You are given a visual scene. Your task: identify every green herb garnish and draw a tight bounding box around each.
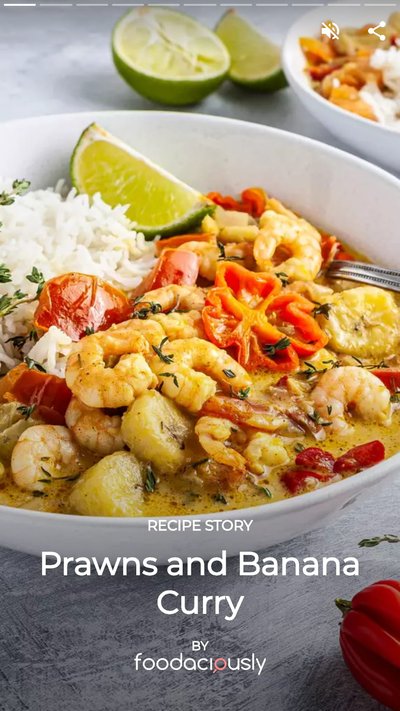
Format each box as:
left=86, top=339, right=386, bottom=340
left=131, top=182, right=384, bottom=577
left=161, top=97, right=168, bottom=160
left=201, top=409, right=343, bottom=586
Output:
left=359, top=534, right=400, bottom=548
left=24, top=356, right=46, bottom=373
left=17, top=403, right=36, bottom=420
left=263, top=337, right=291, bottom=357
left=236, top=387, right=251, bottom=401
left=309, top=409, right=332, bottom=427
left=152, top=336, right=174, bottom=364
left=276, top=272, right=289, bottom=287
left=159, top=372, right=179, bottom=388
left=0, top=179, right=30, bottom=207
left=258, top=485, right=272, bottom=498
left=217, top=241, right=243, bottom=262
left=223, top=369, right=236, bottom=379
left=132, top=301, right=162, bottom=320
left=0, top=264, right=12, bottom=283
left=26, top=266, right=45, bottom=296
left=191, top=458, right=210, bottom=468
left=214, top=492, right=227, bottom=504
left=312, top=302, right=331, bottom=319
left=145, top=465, right=157, bottom=493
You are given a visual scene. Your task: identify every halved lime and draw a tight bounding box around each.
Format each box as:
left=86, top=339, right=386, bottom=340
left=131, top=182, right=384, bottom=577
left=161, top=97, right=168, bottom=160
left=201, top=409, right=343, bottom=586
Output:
left=112, top=8, right=230, bottom=106
left=215, top=11, right=287, bottom=92
left=71, top=123, right=213, bottom=238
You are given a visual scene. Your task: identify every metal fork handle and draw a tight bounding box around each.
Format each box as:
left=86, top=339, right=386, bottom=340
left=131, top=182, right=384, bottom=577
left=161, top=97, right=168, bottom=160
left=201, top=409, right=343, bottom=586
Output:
left=330, top=260, right=400, bottom=279
left=327, top=264, right=400, bottom=293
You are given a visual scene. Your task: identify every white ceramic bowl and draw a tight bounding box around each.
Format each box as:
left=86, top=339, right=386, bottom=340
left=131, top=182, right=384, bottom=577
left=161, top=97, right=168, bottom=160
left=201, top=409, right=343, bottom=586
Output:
left=1, top=110, right=400, bottom=562
left=283, top=6, right=400, bottom=173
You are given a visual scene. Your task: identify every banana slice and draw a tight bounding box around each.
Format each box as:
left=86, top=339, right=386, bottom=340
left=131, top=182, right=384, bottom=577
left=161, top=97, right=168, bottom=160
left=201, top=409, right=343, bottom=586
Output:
left=319, top=286, right=400, bottom=359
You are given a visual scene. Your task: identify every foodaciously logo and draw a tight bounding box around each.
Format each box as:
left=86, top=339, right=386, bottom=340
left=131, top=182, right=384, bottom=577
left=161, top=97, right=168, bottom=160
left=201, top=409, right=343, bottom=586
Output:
left=133, top=642, right=267, bottom=675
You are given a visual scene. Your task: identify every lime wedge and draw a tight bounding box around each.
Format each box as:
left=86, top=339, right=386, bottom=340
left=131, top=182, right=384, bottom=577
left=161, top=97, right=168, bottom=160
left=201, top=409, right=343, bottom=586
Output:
left=215, top=10, right=287, bottom=92
left=71, top=123, right=213, bottom=238
left=112, top=8, right=230, bottom=106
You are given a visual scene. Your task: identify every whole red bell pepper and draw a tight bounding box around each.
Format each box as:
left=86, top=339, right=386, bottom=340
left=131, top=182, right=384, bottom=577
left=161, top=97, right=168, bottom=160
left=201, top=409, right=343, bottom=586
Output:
left=336, top=580, right=400, bottom=711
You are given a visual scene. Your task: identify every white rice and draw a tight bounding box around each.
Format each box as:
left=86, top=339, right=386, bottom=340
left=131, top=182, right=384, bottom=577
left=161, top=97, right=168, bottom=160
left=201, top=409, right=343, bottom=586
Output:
left=0, top=179, right=156, bottom=374
left=360, top=47, right=400, bottom=131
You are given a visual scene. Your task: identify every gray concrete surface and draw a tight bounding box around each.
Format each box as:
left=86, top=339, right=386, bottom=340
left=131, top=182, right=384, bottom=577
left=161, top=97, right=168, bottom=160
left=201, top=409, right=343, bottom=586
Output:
left=0, top=3, right=399, bottom=710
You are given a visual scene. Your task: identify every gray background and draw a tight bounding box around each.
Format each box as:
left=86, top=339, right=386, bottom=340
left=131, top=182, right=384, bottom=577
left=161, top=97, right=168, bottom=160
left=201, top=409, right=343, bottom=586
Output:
left=0, top=3, right=399, bottom=710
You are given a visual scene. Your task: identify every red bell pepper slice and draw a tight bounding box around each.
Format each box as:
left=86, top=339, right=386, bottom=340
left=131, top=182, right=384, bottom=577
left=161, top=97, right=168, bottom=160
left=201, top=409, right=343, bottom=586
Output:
left=333, top=441, right=385, bottom=474
left=267, top=293, right=328, bottom=357
left=371, top=368, right=400, bottom=394
left=295, top=447, right=335, bottom=473
left=282, top=469, right=329, bottom=495
left=206, top=187, right=267, bottom=218
left=203, top=263, right=327, bottom=371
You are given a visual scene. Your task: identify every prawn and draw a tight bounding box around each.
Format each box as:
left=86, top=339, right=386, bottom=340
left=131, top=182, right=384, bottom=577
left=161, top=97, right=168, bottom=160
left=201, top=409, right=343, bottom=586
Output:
left=149, top=337, right=252, bottom=412
left=65, top=324, right=157, bottom=409
left=311, top=366, right=392, bottom=435
left=243, top=432, right=289, bottom=474
left=175, top=241, right=253, bottom=281
left=11, top=425, right=84, bottom=491
left=195, top=416, right=247, bottom=472
left=151, top=311, right=206, bottom=341
left=254, top=209, right=322, bottom=281
left=135, top=284, right=207, bottom=313
left=65, top=397, right=124, bottom=456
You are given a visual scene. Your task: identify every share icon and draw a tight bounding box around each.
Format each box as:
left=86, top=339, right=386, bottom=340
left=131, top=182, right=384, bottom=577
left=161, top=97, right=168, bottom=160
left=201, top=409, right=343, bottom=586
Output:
left=368, top=21, right=387, bottom=42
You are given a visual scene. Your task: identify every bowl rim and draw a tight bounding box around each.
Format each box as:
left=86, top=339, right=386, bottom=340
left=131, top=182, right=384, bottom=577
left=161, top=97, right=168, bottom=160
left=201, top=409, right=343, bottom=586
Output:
left=282, top=5, right=400, bottom=140
left=0, top=108, right=400, bottom=526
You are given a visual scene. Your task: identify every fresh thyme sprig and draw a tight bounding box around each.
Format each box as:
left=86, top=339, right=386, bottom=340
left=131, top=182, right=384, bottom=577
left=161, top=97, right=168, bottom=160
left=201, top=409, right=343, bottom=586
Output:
left=312, top=302, right=331, bottom=319
left=309, top=409, right=332, bottom=427
left=263, top=337, right=291, bottom=357
left=217, top=241, right=243, bottom=262
left=231, top=386, right=250, bottom=401
left=26, top=266, right=45, bottom=297
left=132, top=301, right=162, bottom=320
left=144, top=464, right=157, bottom=493
left=16, top=403, right=36, bottom=420
left=24, top=356, right=46, bottom=373
left=276, top=272, right=289, bottom=287
left=300, top=359, right=339, bottom=379
left=0, top=290, right=28, bottom=318
left=359, top=534, right=400, bottom=548
left=0, top=264, right=46, bottom=319
left=223, top=368, right=236, bottom=379
left=0, top=179, right=30, bottom=207
left=351, top=356, right=389, bottom=370
left=152, top=337, right=174, bottom=364
left=0, top=264, right=12, bottom=283
left=158, top=372, right=179, bottom=388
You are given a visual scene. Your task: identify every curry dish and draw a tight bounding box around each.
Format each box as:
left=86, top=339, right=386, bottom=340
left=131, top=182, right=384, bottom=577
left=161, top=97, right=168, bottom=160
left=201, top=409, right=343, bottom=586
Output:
left=300, top=12, right=400, bottom=130
left=1, top=186, right=399, bottom=516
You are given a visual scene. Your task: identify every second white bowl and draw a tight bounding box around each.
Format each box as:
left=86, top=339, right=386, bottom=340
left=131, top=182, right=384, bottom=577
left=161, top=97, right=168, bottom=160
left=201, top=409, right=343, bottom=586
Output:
left=283, top=6, right=400, bottom=174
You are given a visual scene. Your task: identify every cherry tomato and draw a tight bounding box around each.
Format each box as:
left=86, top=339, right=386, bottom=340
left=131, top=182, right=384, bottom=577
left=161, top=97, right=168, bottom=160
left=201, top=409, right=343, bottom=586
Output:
left=131, top=249, right=199, bottom=300
left=34, top=273, right=132, bottom=341
left=1, top=364, right=71, bottom=425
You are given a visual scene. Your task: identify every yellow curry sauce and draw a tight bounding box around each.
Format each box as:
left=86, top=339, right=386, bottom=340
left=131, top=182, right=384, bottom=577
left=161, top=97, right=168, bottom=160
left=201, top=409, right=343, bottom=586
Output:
left=1, top=189, right=399, bottom=517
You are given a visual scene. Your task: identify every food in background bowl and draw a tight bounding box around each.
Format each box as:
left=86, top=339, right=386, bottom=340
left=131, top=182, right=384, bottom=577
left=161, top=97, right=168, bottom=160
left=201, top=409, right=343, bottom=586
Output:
left=300, top=13, right=400, bottom=130
left=1, top=125, right=400, bottom=519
